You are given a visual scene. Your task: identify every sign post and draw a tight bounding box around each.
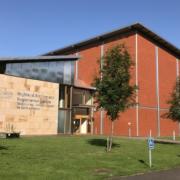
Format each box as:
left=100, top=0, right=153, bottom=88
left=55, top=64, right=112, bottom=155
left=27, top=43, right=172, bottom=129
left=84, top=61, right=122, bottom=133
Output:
left=149, top=147, right=152, bottom=168
left=148, top=137, right=155, bottom=168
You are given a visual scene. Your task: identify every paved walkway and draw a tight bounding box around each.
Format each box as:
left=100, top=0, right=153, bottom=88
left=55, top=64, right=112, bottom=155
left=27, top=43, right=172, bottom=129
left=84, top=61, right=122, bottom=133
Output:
left=111, top=168, right=180, bottom=180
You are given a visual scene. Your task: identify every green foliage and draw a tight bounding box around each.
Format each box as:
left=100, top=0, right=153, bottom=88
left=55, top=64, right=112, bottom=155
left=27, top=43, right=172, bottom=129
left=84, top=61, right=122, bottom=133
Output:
left=167, top=77, right=180, bottom=122
left=94, top=45, right=136, bottom=121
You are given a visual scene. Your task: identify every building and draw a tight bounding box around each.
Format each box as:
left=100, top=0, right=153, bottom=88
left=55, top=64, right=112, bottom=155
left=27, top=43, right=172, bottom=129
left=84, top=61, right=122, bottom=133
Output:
left=44, top=23, right=180, bottom=137
left=0, top=56, right=94, bottom=135
left=0, top=23, right=179, bottom=137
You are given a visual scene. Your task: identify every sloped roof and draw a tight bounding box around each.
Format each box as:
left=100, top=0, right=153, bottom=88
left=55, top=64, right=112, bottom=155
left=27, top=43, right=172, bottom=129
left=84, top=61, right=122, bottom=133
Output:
left=74, top=79, right=96, bottom=90
left=44, top=23, right=180, bottom=58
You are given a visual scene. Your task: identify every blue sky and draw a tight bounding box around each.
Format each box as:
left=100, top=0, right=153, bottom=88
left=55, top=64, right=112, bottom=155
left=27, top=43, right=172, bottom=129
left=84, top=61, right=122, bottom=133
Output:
left=0, top=0, right=179, bottom=56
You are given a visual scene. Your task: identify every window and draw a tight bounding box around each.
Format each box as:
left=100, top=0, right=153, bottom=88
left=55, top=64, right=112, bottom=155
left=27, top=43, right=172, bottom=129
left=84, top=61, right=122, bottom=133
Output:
left=72, top=88, right=92, bottom=106
left=72, top=89, right=84, bottom=105
left=59, top=85, right=71, bottom=108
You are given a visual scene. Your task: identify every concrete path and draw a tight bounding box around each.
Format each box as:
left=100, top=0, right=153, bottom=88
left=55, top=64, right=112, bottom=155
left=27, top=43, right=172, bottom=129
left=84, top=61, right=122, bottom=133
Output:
left=111, top=168, right=180, bottom=180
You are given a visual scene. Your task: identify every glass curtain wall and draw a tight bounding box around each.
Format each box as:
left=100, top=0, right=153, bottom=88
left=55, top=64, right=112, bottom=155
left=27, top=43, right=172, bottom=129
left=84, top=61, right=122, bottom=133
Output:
left=58, top=86, right=93, bottom=134
left=58, top=85, right=72, bottom=134
left=72, top=88, right=93, bottom=134
left=5, top=60, right=75, bottom=85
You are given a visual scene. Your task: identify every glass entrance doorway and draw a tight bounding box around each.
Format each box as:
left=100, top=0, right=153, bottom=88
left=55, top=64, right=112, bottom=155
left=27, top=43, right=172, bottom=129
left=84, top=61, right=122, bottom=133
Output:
left=58, top=85, right=72, bottom=134
left=72, top=115, right=91, bottom=134
left=72, top=87, right=94, bottom=134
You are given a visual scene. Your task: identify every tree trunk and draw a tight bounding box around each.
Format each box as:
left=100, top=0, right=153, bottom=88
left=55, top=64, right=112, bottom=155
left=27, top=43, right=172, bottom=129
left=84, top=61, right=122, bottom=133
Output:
left=106, top=137, right=109, bottom=152
left=107, top=120, right=114, bottom=151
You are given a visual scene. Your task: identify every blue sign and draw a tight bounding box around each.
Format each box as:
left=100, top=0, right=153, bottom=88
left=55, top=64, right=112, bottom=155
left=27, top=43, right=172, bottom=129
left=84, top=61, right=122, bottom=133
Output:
left=148, top=138, right=155, bottom=150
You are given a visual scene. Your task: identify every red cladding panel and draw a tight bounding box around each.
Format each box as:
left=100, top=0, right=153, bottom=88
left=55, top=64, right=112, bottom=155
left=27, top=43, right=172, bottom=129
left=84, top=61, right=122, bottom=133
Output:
left=138, top=35, right=156, bottom=107
left=78, top=46, right=101, bottom=86
left=139, top=109, right=157, bottom=136
left=158, top=48, right=176, bottom=109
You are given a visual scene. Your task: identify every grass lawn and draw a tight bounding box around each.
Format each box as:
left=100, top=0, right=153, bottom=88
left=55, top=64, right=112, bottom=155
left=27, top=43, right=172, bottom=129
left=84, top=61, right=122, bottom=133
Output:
left=0, top=136, right=180, bottom=180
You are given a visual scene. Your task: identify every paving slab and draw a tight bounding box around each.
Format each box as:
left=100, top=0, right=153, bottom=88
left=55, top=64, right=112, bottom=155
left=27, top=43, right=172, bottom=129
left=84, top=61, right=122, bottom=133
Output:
left=111, top=168, right=180, bottom=180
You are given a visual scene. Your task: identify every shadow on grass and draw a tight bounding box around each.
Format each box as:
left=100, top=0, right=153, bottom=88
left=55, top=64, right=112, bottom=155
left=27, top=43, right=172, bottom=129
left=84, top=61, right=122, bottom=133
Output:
left=155, top=141, right=177, bottom=145
left=0, top=145, right=8, bottom=150
left=87, top=138, right=120, bottom=148
left=138, top=159, right=149, bottom=167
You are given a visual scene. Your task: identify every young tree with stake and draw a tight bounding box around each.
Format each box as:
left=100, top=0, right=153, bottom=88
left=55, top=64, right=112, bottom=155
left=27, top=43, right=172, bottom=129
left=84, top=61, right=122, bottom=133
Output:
left=93, top=45, right=137, bottom=151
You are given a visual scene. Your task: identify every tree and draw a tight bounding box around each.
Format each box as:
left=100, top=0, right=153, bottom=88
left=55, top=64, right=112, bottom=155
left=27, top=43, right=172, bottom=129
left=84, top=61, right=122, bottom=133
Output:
left=93, top=45, right=137, bottom=151
left=167, top=76, right=180, bottom=122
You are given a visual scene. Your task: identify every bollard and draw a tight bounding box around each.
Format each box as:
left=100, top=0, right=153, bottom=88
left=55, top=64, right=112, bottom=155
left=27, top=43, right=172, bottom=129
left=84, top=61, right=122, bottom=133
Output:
left=128, top=122, right=131, bottom=137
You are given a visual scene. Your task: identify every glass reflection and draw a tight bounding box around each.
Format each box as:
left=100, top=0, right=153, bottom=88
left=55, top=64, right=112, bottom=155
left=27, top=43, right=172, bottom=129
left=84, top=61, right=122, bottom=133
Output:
left=5, top=60, right=75, bottom=85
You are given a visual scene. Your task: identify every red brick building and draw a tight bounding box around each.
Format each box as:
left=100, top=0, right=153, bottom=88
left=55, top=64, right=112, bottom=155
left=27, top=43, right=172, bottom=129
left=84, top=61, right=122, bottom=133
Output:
left=45, top=23, right=180, bottom=137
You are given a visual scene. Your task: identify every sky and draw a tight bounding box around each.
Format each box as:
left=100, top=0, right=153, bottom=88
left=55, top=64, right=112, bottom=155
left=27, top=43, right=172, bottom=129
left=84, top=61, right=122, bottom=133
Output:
left=0, top=0, right=179, bottom=56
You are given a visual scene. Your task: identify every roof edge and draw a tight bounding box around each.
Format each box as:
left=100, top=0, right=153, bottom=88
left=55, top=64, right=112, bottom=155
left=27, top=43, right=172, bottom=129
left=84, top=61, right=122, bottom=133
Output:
left=0, top=55, right=79, bottom=63
left=43, top=23, right=180, bottom=58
